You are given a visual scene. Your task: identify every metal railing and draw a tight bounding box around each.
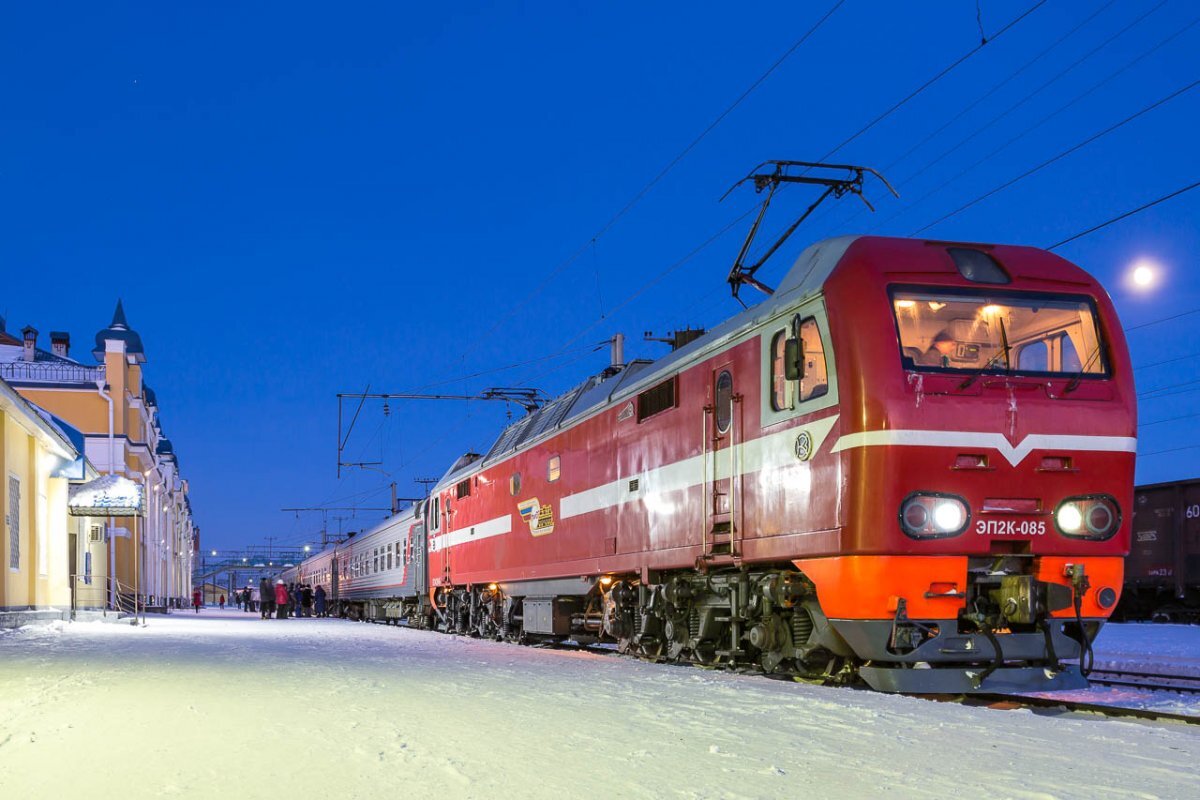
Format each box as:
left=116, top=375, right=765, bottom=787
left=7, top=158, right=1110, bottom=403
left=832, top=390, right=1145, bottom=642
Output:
left=70, top=573, right=146, bottom=625
left=0, top=361, right=105, bottom=385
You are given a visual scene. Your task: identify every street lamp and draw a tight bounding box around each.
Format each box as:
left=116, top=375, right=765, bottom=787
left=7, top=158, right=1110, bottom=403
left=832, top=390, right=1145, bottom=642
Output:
left=303, top=545, right=311, bottom=553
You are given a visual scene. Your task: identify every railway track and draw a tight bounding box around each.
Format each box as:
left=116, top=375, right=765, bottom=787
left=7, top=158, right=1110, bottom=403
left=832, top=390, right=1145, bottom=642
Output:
left=380, top=621, right=1200, bottom=724
left=1085, top=668, right=1200, bottom=695
left=965, top=692, right=1200, bottom=726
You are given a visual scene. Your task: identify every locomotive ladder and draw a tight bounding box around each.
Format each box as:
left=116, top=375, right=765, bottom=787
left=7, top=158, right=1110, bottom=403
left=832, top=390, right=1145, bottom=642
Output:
left=701, top=397, right=742, bottom=560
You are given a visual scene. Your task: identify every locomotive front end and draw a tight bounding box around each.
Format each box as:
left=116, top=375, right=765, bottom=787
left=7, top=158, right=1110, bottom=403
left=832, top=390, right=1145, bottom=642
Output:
left=805, top=238, right=1135, bottom=693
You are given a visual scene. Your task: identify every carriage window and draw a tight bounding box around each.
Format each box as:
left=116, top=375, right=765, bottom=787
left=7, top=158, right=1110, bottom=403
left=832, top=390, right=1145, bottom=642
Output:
left=637, top=377, right=676, bottom=422
left=547, top=455, right=561, bottom=482
left=387, top=544, right=393, bottom=570
left=893, top=288, right=1107, bottom=377
left=770, top=331, right=794, bottom=411
left=715, top=370, right=733, bottom=433
left=797, top=318, right=828, bottom=402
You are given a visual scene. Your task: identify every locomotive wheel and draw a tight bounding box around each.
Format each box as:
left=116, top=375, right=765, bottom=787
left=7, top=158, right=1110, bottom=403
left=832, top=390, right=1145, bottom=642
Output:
left=638, top=637, right=664, bottom=660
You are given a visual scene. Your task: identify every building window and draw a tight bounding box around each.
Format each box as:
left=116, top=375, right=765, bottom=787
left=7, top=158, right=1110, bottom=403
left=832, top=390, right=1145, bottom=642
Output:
left=547, top=455, right=561, bottom=482
left=8, top=476, right=19, bottom=570
left=637, top=377, right=676, bottom=422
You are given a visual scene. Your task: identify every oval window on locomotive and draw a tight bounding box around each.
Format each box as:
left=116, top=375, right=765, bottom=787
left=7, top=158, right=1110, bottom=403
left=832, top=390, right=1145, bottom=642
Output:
left=892, top=288, right=1108, bottom=378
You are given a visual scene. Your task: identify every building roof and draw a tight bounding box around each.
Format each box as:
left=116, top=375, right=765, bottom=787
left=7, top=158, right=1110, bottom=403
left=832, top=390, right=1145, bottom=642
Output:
left=92, top=299, right=146, bottom=361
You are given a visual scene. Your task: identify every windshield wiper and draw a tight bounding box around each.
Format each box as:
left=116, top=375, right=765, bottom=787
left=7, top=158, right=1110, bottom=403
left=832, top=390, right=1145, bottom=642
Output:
left=1064, top=343, right=1104, bottom=394
left=958, top=317, right=1010, bottom=391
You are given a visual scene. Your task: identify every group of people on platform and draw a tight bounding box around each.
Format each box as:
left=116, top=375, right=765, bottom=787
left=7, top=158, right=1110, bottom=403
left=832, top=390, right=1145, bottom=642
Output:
left=248, top=578, right=328, bottom=619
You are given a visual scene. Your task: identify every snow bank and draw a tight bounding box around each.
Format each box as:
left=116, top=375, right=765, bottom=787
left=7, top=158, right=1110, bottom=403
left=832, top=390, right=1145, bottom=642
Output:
left=0, top=611, right=1196, bottom=798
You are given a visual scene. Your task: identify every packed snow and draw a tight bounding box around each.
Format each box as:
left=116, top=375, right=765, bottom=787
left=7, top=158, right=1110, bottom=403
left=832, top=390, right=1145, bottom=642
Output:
left=1025, top=623, right=1200, bottom=718
left=1, top=611, right=1197, bottom=799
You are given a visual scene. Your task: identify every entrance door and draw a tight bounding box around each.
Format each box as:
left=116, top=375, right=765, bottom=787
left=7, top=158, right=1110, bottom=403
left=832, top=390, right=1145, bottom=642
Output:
left=705, top=365, right=738, bottom=556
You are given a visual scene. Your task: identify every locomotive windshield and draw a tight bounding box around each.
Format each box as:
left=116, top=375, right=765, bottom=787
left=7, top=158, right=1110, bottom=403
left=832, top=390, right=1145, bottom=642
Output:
left=892, top=288, right=1108, bottom=377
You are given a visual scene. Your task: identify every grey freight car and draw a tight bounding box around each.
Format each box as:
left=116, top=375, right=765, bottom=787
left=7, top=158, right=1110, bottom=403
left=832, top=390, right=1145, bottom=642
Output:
left=1119, top=478, right=1200, bottom=622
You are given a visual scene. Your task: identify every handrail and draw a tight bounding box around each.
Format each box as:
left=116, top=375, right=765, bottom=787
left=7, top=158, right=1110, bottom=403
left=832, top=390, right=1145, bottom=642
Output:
left=0, top=361, right=105, bottom=384
left=69, top=573, right=146, bottom=625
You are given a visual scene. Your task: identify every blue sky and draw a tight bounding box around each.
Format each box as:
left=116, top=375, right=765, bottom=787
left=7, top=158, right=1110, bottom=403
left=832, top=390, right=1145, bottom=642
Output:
left=3, top=1, right=1198, bottom=551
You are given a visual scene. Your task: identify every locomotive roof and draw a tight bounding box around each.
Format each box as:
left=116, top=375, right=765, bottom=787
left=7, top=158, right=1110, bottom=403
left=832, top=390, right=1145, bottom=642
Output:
left=441, top=236, right=861, bottom=486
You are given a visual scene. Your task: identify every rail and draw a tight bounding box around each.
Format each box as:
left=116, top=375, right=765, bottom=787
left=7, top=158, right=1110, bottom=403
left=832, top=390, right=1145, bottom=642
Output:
left=1086, top=668, right=1200, bottom=695
left=0, top=361, right=105, bottom=385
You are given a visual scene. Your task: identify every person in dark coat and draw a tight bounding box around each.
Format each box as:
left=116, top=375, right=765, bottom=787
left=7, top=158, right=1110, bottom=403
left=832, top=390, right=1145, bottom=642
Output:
left=301, top=584, right=313, bottom=617
left=290, top=583, right=301, bottom=618
left=260, top=578, right=274, bottom=619
left=192, top=590, right=202, bottom=613
left=274, top=580, right=290, bottom=619
left=314, top=585, right=327, bottom=617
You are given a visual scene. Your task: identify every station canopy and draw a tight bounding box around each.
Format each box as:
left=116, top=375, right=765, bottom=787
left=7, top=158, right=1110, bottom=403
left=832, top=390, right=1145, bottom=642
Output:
left=68, top=474, right=144, bottom=516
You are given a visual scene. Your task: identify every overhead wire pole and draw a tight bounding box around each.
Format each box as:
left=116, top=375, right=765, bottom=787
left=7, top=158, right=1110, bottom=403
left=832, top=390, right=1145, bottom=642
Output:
left=336, top=388, right=548, bottom=476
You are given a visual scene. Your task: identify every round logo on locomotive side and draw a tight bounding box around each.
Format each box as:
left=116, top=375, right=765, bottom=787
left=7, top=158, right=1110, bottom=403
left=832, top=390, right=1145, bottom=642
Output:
left=794, top=431, right=814, bottom=461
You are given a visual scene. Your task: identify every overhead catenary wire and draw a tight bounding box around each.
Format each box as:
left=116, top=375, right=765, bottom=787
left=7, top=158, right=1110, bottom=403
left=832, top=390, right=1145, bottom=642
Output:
left=911, top=77, right=1200, bottom=235
left=852, top=1, right=1186, bottom=236
left=1047, top=179, right=1200, bottom=250
left=812, top=0, right=1047, bottom=163
left=460, top=1, right=845, bottom=360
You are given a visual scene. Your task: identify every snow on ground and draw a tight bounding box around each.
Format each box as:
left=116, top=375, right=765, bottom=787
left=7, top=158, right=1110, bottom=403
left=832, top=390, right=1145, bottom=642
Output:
left=1, top=611, right=1197, bottom=800
left=1024, top=623, right=1200, bottom=718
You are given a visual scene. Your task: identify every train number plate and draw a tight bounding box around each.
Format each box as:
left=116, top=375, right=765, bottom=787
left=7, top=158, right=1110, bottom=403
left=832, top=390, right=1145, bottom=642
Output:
left=975, top=519, right=1046, bottom=536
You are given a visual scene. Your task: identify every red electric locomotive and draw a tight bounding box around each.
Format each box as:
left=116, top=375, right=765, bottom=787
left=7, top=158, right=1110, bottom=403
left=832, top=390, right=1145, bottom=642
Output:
left=419, top=232, right=1134, bottom=693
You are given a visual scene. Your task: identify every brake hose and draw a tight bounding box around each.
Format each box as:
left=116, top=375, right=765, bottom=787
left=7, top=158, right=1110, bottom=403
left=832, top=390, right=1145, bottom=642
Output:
left=1073, top=585, right=1094, bottom=677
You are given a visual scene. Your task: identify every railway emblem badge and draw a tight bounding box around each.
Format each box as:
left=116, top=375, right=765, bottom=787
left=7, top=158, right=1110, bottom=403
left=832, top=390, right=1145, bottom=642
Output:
left=518, top=497, right=555, bottom=537
left=794, top=430, right=814, bottom=461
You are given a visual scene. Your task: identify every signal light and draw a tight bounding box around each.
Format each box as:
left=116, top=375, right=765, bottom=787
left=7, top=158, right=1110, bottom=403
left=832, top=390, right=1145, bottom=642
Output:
left=899, top=493, right=970, bottom=539
left=1053, top=495, right=1121, bottom=541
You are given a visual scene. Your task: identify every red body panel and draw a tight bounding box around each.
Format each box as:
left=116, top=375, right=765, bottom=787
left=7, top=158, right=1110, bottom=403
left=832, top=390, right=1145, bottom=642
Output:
left=428, top=236, right=1134, bottom=622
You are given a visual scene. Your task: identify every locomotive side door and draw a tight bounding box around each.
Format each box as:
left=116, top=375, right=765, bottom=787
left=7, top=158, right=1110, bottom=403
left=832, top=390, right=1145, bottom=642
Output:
left=704, top=363, right=740, bottom=556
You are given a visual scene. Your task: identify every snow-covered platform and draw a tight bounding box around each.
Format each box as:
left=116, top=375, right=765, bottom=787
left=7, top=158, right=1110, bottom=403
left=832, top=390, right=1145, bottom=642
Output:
left=0, top=611, right=1196, bottom=798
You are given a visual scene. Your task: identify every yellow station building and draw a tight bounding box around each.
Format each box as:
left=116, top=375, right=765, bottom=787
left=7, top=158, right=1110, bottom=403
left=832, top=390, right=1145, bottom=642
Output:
left=0, top=303, right=196, bottom=613
left=0, top=374, right=99, bottom=621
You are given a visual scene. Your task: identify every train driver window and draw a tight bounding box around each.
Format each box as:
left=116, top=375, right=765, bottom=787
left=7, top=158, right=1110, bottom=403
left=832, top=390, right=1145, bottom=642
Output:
left=769, top=330, right=795, bottom=411
left=797, top=318, right=828, bottom=402
left=431, top=497, right=441, bottom=531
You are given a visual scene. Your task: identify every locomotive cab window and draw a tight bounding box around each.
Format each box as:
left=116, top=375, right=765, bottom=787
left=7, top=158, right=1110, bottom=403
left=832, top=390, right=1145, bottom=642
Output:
left=547, top=455, right=561, bottom=482
left=893, top=288, right=1108, bottom=378
left=768, top=317, right=828, bottom=411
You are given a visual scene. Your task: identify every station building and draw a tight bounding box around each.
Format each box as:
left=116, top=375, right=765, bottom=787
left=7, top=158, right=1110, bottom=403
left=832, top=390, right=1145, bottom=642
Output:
left=0, top=374, right=102, bottom=624
left=0, top=303, right=196, bottom=613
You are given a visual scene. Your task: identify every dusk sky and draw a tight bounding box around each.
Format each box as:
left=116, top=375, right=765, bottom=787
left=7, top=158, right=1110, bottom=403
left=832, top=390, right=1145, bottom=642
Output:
left=3, top=1, right=1198, bottom=553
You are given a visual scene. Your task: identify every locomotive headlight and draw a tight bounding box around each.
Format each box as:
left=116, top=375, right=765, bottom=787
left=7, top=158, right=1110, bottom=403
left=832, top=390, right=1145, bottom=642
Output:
left=899, top=493, right=970, bottom=539
left=933, top=500, right=965, bottom=533
left=1054, top=495, right=1121, bottom=541
left=1056, top=503, right=1083, bottom=534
